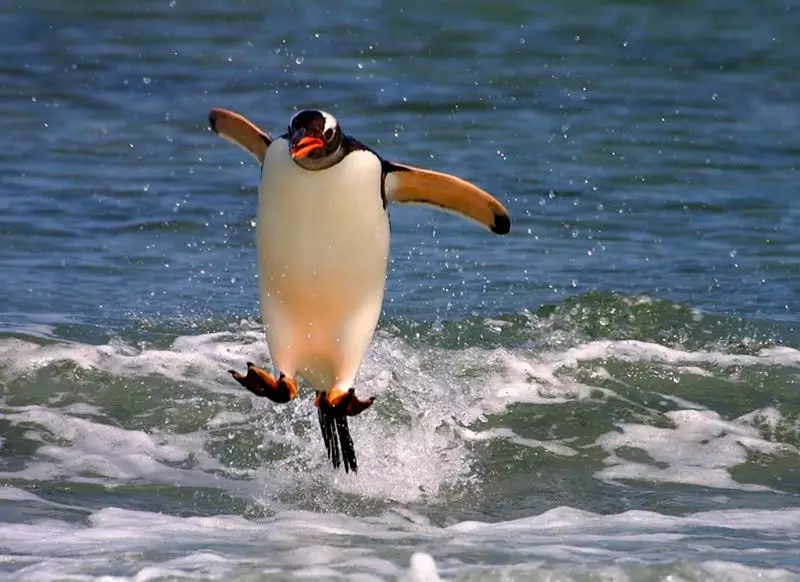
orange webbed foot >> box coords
[316,388,375,417]
[229,362,297,404]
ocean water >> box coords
[2,0,800,580]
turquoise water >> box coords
[2,1,800,580]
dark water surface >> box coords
[2,1,800,580]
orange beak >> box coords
[291,136,325,159]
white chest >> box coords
[256,139,390,305]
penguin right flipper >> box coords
[209,108,272,162]
[382,161,511,235]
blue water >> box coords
[2,1,800,580]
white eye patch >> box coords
[320,111,338,133]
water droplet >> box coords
[729,249,738,258]
[357,62,364,69]
[142,77,151,84]
[169,0,176,6]
[295,56,304,64]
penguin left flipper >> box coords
[382,162,511,235]
[229,362,298,404]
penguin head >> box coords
[287,109,344,170]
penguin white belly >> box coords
[257,140,390,391]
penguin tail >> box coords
[315,388,375,473]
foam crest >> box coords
[578,339,800,370]
[0,331,271,394]
[373,337,800,424]
[459,426,578,457]
[0,405,225,489]
[595,408,796,491]
[4,330,795,421]
[449,505,800,535]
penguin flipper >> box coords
[209,108,272,162]
[382,162,511,235]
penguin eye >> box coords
[323,128,335,141]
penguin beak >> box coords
[291,136,325,159]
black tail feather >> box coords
[318,405,341,469]
[335,416,357,473]
[317,404,358,472]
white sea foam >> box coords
[0,405,228,488]
[459,426,578,457]
[2,332,798,411]
[0,489,798,581]
[595,407,797,491]
[1,331,798,501]
[400,553,442,582]
[0,330,270,395]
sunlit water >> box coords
[2,1,800,580]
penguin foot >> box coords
[315,388,376,417]
[314,388,375,473]
[229,362,298,404]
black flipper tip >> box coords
[492,213,511,235]
[208,110,219,133]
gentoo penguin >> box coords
[208,107,511,473]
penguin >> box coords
[208,107,511,473]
